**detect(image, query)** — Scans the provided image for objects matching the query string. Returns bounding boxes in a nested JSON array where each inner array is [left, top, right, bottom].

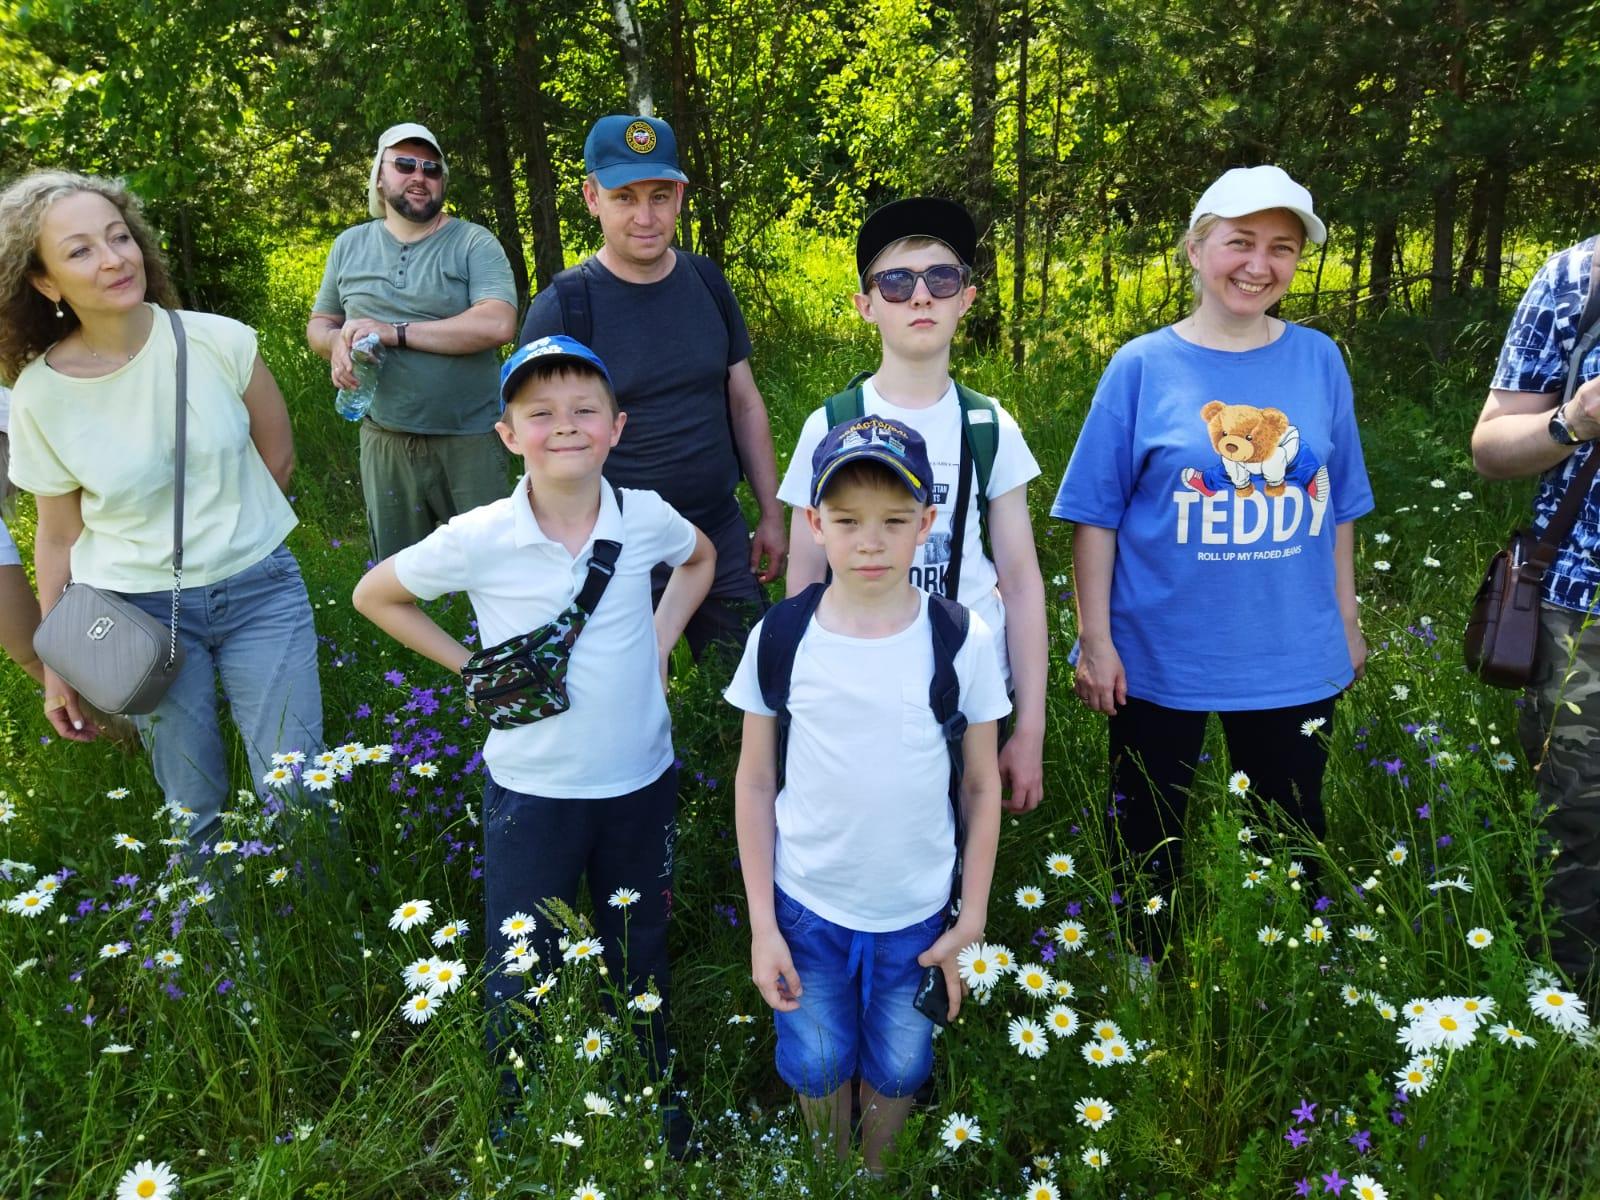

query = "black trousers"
[[1108, 694, 1337, 892], [482, 765, 678, 1075]]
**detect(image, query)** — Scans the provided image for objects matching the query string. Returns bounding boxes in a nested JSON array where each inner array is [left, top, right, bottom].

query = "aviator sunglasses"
[[867, 263, 971, 303], [385, 154, 444, 180]]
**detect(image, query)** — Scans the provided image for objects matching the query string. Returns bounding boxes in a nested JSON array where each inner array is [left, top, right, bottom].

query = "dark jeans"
[[482, 765, 678, 1074], [1108, 694, 1337, 893], [651, 504, 769, 663]]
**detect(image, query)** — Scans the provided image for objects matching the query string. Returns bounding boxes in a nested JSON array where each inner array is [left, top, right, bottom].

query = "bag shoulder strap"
[[927, 592, 971, 916], [823, 375, 871, 431], [551, 261, 594, 347], [165, 308, 188, 667], [756, 581, 827, 790], [1532, 248, 1600, 565], [572, 484, 624, 614], [683, 252, 736, 342]]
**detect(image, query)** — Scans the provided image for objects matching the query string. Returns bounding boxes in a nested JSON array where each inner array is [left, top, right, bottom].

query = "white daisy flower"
[[212, 840, 238, 855], [1300, 717, 1326, 737], [401, 993, 438, 1024], [526, 975, 558, 1002], [1144, 894, 1165, 916], [956, 942, 1002, 990], [576, 1027, 611, 1061], [1373, 560, 1392, 571], [550, 1128, 584, 1148], [1350, 1172, 1389, 1200], [363, 744, 394, 763], [112, 833, 145, 851], [153, 948, 182, 969], [115, 1159, 178, 1200], [409, 761, 438, 779], [102, 1043, 134, 1054], [1023, 1181, 1060, 1200], [1052, 979, 1076, 999], [1394, 1058, 1433, 1095], [1350, 924, 1378, 943], [1074, 1095, 1114, 1131], [1081, 1038, 1112, 1067], [1257, 926, 1283, 945], [499, 911, 536, 938], [607, 887, 641, 908], [431, 920, 468, 946], [1081, 1145, 1110, 1170], [272, 750, 307, 766], [302, 768, 335, 792], [1015, 963, 1053, 997], [568, 1182, 605, 1200], [1013, 885, 1045, 909], [584, 1092, 615, 1117], [1428, 875, 1473, 893], [1242, 869, 1267, 889], [267, 867, 289, 886], [7, 889, 54, 916], [106, 787, 131, 800], [1302, 920, 1333, 947], [1045, 853, 1075, 878], [1493, 751, 1517, 772], [1227, 770, 1251, 797], [1341, 984, 1363, 1006], [1491, 1022, 1536, 1047], [1053, 920, 1087, 952], [563, 936, 604, 964], [389, 898, 434, 932], [1045, 1004, 1080, 1038], [938, 1110, 981, 1150], [98, 941, 130, 959], [403, 958, 437, 989], [427, 959, 466, 996], [1008, 1015, 1048, 1058], [1528, 986, 1589, 1033], [630, 991, 663, 1013], [1102, 1034, 1135, 1064]]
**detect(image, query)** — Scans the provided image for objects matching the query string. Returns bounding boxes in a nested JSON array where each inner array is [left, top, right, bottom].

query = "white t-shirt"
[[395, 480, 697, 799], [725, 593, 1011, 932], [778, 381, 1040, 682], [8, 306, 296, 591]]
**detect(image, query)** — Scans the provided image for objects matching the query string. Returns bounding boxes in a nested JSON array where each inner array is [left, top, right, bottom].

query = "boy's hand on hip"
[[751, 928, 802, 1012]]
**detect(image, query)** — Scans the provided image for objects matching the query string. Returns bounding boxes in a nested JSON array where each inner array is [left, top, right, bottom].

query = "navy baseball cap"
[[810, 416, 934, 507], [856, 197, 977, 287], [499, 336, 613, 410], [584, 115, 690, 189]]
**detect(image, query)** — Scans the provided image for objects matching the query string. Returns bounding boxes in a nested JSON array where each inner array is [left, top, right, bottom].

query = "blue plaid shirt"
[[1491, 237, 1600, 612]]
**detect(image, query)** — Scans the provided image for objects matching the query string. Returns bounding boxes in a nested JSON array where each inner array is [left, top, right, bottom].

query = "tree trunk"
[[1369, 216, 1398, 316], [1483, 165, 1509, 298], [611, 0, 654, 115], [1010, 0, 1028, 369], [1429, 171, 1456, 359], [667, 0, 695, 255], [1347, 217, 1365, 324], [669, 0, 726, 264], [1098, 176, 1113, 316], [512, 18, 565, 290], [964, 0, 1001, 349], [465, 0, 530, 308], [1037, 41, 1065, 319], [1455, 168, 1489, 296]]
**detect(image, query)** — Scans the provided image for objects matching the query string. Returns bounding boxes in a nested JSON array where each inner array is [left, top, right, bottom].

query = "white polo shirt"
[[395, 479, 698, 798]]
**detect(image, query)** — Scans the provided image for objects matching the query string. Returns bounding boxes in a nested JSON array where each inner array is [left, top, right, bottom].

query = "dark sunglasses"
[[868, 263, 970, 302], [386, 155, 444, 179]]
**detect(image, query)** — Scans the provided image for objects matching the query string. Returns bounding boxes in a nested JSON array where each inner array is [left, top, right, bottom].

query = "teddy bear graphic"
[[1180, 400, 1330, 507]]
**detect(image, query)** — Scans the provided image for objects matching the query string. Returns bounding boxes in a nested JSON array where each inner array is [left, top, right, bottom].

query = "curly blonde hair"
[[0, 170, 178, 384]]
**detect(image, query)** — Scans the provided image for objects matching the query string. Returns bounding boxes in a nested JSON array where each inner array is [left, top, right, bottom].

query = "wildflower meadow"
[[3, 243, 1598, 1199]]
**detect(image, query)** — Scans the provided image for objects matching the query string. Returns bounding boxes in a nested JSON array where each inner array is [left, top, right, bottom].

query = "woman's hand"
[[1074, 635, 1127, 715], [1344, 617, 1368, 684], [42, 667, 99, 742]]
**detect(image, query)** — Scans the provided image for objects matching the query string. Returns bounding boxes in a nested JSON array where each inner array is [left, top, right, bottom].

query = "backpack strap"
[[954, 382, 1000, 562], [927, 593, 971, 919], [684, 252, 736, 342], [551, 261, 595, 347], [756, 580, 827, 790], [572, 484, 624, 614], [822, 373, 871, 431]]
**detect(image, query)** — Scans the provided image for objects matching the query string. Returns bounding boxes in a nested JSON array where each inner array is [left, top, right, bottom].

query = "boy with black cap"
[[727, 416, 1007, 1173], [778, 198, 1049, 814], [353, 334, 715, 1095]]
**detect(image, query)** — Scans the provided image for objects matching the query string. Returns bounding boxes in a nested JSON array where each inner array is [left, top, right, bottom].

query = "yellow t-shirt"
[[9, 305, 297, 592]]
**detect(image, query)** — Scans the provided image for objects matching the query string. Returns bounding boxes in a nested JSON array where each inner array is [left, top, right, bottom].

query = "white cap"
[[368, 123, 447, 219], [1190, 165, 1325, 245]]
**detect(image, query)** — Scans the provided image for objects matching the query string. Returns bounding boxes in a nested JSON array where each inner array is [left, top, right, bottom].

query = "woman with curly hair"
[[0, 170, 323, 846]]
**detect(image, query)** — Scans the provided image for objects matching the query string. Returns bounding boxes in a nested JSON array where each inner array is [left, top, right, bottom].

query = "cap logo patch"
[[625, 120, 657, 154]]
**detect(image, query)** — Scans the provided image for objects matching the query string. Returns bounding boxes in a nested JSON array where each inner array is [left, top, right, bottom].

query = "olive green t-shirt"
[[312, 218, 516, 435]]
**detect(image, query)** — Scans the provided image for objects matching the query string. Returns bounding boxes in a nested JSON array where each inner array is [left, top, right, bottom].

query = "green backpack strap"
[[953, 381, 1000, 559], [822, 371, 872, 431]]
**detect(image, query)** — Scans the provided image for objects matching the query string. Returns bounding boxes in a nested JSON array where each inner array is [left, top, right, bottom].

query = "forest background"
[[5, 1, 1600, 1198]]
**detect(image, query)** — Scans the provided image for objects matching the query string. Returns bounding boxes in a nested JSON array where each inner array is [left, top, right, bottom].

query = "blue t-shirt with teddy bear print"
[[1052, 323, 1374, 711]]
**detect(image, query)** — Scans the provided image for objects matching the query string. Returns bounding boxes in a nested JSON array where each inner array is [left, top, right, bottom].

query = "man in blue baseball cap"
[[519, 114, 785, 664]]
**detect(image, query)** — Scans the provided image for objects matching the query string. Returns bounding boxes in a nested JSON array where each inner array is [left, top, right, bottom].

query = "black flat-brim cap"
[[856, 197, 977, 286]]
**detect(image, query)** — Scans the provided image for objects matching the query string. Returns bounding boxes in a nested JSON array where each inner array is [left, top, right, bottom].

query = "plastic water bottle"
[[333, 333, 386, 421]]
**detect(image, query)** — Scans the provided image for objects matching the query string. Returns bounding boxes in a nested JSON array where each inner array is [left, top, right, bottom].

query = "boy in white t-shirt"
[[779, 197, 1048, 814], [727, 416, 1007, 1173], [353, 336, 715, 1092]]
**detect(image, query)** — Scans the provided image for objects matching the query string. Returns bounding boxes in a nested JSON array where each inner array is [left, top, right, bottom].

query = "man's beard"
[[383, 180, 445, 224]]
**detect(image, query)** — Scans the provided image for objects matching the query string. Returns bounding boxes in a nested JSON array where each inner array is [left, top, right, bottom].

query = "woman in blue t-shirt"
[[1052, 166, 1373, 941]]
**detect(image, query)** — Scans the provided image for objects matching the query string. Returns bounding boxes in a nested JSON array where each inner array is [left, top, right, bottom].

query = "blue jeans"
[[118, 544, 323, 841], [772, 888, 944, 1099]]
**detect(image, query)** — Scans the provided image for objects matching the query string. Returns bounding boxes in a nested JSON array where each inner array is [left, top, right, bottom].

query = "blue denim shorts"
[[772, 888, 944, 1099]]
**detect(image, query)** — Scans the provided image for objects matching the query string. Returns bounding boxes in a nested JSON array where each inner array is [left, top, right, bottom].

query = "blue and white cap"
[[810, 416, 933, 507], [499, 335, 613, 410]]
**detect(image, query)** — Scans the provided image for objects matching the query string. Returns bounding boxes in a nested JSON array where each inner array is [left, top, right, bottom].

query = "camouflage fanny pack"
[[461, 512, 623, 730]]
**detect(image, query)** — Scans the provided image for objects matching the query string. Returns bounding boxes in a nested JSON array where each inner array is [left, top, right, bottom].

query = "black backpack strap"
[[756, 581, 827, 790], [572, 484, 624, 613], [823, 376, 870, 432], [684, 252, 735, 341], [944, 416, 974, 600], [927, 593, 971, 919], [551, 261, 594, 347]]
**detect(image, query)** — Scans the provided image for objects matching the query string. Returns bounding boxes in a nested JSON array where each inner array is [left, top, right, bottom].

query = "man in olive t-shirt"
[[308, 122, 518, 559]]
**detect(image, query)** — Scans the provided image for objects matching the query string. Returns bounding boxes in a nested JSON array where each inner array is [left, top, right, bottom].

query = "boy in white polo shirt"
[[727, 416, 1007, 1173], [353, 335, 715, 1085]]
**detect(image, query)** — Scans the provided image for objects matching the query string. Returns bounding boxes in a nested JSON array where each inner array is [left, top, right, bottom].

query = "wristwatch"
[[1549, 401, 1585, 446], [393, 321, 409, 350]]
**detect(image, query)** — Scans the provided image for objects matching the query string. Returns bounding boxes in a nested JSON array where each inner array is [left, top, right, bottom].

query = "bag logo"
[[625, 120, 657, 154], [87, 616, 115, 641]]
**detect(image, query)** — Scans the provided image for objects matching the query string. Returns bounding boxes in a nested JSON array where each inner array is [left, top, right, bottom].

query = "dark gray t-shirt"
[[520, 251, 753, 528], [313, 218, 516, 435]]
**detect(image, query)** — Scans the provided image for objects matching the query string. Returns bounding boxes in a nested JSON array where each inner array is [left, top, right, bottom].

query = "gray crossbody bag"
[[33, 308, 188, 715]]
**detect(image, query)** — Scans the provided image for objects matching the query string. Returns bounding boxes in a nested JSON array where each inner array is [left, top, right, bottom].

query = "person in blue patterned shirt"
[[1472, 235, 1600, 997]]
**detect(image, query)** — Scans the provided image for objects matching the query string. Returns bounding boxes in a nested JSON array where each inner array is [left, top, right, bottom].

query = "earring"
[[53, 303, 63, 318]]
